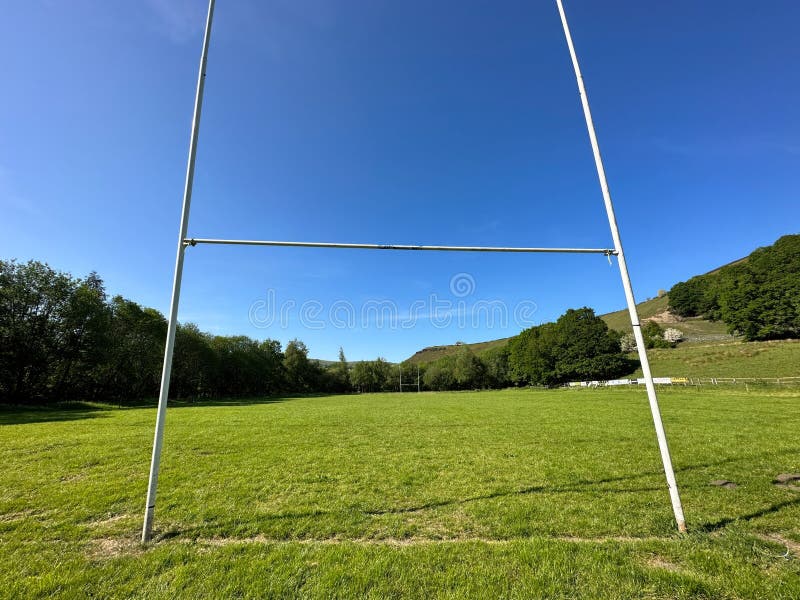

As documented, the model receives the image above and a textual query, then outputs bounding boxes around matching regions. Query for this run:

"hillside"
[403,294,729,365]
[405,337,511,365]
[402,235,800,380]
[599,294,732,342]
[630,338,800,379]
[405,328,800,380]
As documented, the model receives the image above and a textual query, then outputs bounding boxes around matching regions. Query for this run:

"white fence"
[567,376,800,388]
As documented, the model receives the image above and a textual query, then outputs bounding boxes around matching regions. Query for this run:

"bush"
[620,332,637,352]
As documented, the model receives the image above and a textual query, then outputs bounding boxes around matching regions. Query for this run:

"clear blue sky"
[2,1,798,361]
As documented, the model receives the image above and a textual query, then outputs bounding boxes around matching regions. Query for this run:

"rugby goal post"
[141,0,687,542]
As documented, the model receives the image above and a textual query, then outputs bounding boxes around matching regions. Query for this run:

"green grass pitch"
[2,388,799,598]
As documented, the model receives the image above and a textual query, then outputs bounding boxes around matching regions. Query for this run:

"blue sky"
[2,0,798,361]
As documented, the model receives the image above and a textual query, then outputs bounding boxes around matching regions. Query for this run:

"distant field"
[2,388,799,598]
[634,339,800,379]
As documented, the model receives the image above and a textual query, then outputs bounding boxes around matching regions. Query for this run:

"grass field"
[2,388,799,598]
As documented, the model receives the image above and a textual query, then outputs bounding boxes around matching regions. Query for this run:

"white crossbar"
[185,238,617,255]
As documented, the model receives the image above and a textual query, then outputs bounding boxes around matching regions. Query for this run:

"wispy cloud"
[460,218,501,235]
[652,136,800,160]
[144,0,340,62]
[145,0,207,44]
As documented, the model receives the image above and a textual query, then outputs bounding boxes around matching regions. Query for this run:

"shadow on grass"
[0,402,110,426]
[130,393,335,410]
[155,487,800,543]
[167,396,298,409]
[699,495,800,533]
[363,484,668,516]
[154,482,669,541]
[567,447,800,489]
[1,394,325,424]
[154,462,800,542]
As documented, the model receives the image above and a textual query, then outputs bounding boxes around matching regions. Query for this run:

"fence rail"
[567,376,800,388]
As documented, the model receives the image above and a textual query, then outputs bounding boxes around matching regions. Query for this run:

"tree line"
[668,234,800,341]
[355,308,639,392]
[2,259,658,405]
[0,260,348,405]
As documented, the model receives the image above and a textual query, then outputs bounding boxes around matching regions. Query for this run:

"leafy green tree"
[210,335,271,397]
[668,234,800,340]
[50,271,111,400]
[101,296,167,401]
[333,346,351,391]
[370,358,392,391]
[422,358,456,391]
[0,261,113,402]
[349,361,368,392]
[170,323,217,399]
[508,322,558,386]
[0,260,78,402]
[716,237,800,339]
[481,345,511,388]
[509,308,637,386]
[1,260,359,403]
[641,321,671,349]
[668,277,713,318]
[351,358,392,392]
[453,346,486,389]
[284,339,315,392]
[259,339,287,395]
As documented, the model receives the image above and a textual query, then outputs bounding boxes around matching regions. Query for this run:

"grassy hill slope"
[601,294,671,329]
[599,295,731,342]
[629,339,800,379]
[405,337,511,365]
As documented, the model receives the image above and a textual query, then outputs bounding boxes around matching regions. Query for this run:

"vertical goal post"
[398,363,422,393]
[141,0,687,543]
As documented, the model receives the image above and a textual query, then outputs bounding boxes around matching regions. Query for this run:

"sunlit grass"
[1,387,799,598]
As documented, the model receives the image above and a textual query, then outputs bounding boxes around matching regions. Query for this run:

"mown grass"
[2,388,799,598]
[635,339,800,379]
